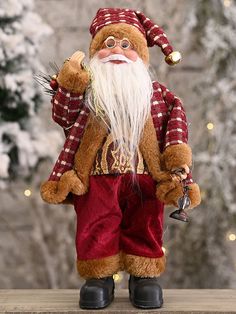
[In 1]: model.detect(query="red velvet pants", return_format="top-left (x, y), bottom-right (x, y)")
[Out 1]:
top-left (74, 174), bottom-right (164, 261)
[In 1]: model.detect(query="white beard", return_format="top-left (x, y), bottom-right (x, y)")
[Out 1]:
top-left (86, 54), bottom-right (153, 163)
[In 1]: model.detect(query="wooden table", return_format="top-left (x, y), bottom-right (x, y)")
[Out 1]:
top-left (0, 289), bottom-right (235, 313)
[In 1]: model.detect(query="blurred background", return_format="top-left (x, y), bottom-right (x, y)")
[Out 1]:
top-left (0, 0), bottom-right (236, 289)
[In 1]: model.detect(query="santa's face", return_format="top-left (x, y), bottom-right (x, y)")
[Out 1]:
top-left (97, 36), bottom-right (138, 64)
top-left (87, 35), bottom-right (153, 161)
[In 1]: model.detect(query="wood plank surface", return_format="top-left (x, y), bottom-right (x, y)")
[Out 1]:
top-left (0, 289), bottom-right (235, 314)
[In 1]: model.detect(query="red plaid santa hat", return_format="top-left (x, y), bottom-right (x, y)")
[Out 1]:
top-left (89, 8), bottom-right (181, 65)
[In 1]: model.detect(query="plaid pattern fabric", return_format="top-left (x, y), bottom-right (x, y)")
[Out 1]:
top-left (52, 87), bottom-right (85, 133)
top-left (90, 8), bottom-right (173, 56)
top-left (48, 81), bottom-right (193, 184)
top-left (151, 82), bottom-right (193, 185)
top-left (90, 8), bottom-right (145, 37)
top-left (49, 88), bottom-right (89, 181)
top-left (135, 11), bottom-right (173, 55)
top-left (151, 82), bottom-right (188, 151)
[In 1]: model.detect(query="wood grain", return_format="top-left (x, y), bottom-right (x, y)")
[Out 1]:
top-left (0, 289), bottom-right (235, 313)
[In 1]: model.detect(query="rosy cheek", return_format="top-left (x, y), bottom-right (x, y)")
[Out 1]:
top-left (97, 48), bottom-right (112, 59)
top-left (125, 50), bottom-right (138, 62)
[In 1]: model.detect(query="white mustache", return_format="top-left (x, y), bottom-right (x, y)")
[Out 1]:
top-left (100, 54), bottom-right (133, 64)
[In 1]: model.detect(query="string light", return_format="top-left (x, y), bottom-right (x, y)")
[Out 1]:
top-left (200, 190), bottom-right (207, 200)
top-left (162, 247), bottom-right (167, 254)
top-left (207, 122), bottom-right (214, 130)
top-left (223, 0), bottom-right (232, 7)
top-left (24, 189), bottom-right (32, 197)
top-left (228, 233), bottom-right (236, 241)
top-left (113, 272), bottom-right (123, 283)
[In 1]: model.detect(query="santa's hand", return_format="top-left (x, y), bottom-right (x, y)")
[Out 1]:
top-left (171, 164), bottom-right (190, 181)
top-left (156, 179), bottom-right (201, 209)
top-left (57, 51), bottom-right (90, 94)
top-left (68, 51), bottom-right (86, 71)
top-left (156, 178), bottom-right (183, 207)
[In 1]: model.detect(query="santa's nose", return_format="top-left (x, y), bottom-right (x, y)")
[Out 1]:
top-left (111, 45), bottom-right (124, 54)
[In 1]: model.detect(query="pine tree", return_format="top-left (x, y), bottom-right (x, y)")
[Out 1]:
top-left (0, 0), bottom-right (60, 186)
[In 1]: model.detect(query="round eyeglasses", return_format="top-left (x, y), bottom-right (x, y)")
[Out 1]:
top-left (104, 36), bottom-right (132, 50)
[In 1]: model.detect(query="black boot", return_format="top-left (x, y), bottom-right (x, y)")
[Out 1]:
top-left (79, 276), bottom-right (114, 309)
top-left (129, 275), bottom-right (163, 309)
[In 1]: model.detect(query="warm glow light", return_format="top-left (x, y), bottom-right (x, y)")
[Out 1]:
top-left (24, 189), bottom-right (32, 197)
top-left (200, 190), bottom-right (207, 200)
top-left (207, 122), bottom-right (214, 130)
top-left (162, 247), bottom-right (166, 254)
top-left (113, 272), bottom-right (123, 283)
top-left (224, 0), bottom-right (232, 7)
top-left (228, 233), bottom-right (236, 241)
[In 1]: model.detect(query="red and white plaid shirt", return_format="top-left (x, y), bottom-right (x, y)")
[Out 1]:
top-left (48, 81), bottom-right (193, 184)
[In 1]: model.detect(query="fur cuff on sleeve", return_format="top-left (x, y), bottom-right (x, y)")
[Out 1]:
top-left (57, 61), bottom-right (90, 94)
top-left (162, 143), bottom-right (192, 170)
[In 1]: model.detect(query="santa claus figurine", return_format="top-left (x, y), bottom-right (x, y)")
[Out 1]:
top-left (41, 8), bottom-right (201, 310)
